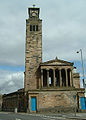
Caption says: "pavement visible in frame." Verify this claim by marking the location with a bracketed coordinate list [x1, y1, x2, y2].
[18, 112, 86, 120]
[0, 112, 86, 120]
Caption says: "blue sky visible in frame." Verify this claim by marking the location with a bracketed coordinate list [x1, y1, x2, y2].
[0, 0, 86, 93]
[0, 65, 25, 72]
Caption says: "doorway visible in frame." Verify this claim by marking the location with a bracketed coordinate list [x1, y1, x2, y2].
[31, 97, 36, 111]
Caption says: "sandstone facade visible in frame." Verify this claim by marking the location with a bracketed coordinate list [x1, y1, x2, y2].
[28, 89, 84, 113]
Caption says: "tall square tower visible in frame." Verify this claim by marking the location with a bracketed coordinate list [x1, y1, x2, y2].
[24, 6, 42, 91]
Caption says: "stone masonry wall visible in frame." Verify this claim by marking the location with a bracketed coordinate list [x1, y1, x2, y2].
[38, 90, 77, 113]
[2, 89, 25, 112]
[25, 18, 42, 91]
[73, 73, 80, 88]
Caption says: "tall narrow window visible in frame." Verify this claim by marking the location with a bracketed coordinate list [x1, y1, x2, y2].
[30, 25, 32, 31]
[36, 25, 38, 31]
[33, 25, 35, 31]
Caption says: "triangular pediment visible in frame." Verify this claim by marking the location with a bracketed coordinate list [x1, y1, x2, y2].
[40, 57, 73, 66]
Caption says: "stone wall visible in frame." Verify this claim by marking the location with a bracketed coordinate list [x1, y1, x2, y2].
[2, 89, 25, 112]
[38, 90, 77, 113]
[73, 73, 80, 88]
[77, 91, 85, 111]
[25, 18, 42, 91]
[28, 89, 84, 113]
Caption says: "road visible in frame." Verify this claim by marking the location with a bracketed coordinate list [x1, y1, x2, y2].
[0, 112, 64, 120]
[0, 112, 86, 120]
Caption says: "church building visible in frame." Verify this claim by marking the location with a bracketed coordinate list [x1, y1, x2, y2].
[2, 6, 85, 113]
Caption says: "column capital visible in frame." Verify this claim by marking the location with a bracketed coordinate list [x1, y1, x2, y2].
[46, 69, 49, 72]
[58, 68, 61, 71]
[71, 68, 73, 71]
[65, 69, 68, 73]
[52, 68, 55, 71]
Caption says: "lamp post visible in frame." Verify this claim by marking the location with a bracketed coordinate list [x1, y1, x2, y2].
[77, 49, 85, 88]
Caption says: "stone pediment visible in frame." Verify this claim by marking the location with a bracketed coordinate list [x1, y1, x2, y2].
[40, 57, 73, 66]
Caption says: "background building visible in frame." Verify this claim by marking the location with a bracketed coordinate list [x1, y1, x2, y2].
[0, 95, 2, 111]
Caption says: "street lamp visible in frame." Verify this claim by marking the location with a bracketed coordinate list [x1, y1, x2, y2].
[77, 49, 85, 88]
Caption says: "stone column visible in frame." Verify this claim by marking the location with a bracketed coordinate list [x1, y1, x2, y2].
[53, 69, 55, 87]
[65, 69, 68, 87]
[59, 69, 62, 87]
[47, 70, 49, 87]
[41, 69, 43, 88]
[72, 69, 73, 87]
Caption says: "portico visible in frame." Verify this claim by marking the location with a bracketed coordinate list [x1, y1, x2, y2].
[40, 57, 73, 88]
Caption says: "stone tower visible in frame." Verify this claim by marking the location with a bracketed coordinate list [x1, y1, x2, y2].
[24, 6, 42, 91]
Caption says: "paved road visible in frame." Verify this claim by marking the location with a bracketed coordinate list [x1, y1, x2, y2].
[0, 112, 62, 120]
[0, 112, 86, 120]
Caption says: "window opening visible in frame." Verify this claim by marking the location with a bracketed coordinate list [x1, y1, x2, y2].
[36, 25, 38, 31]
[33, 25, 35, 31]
[30, 25, 32, 31]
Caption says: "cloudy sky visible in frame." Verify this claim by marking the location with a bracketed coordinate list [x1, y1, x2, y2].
[0, 0, 86, 94]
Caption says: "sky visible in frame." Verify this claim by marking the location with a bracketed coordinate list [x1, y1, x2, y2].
[0, 0, 86, 94]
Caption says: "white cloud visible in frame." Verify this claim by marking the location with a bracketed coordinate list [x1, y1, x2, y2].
[0, 70, 24, 94]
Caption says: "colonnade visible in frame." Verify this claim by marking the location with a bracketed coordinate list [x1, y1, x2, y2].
[41, 68, 73, 88]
